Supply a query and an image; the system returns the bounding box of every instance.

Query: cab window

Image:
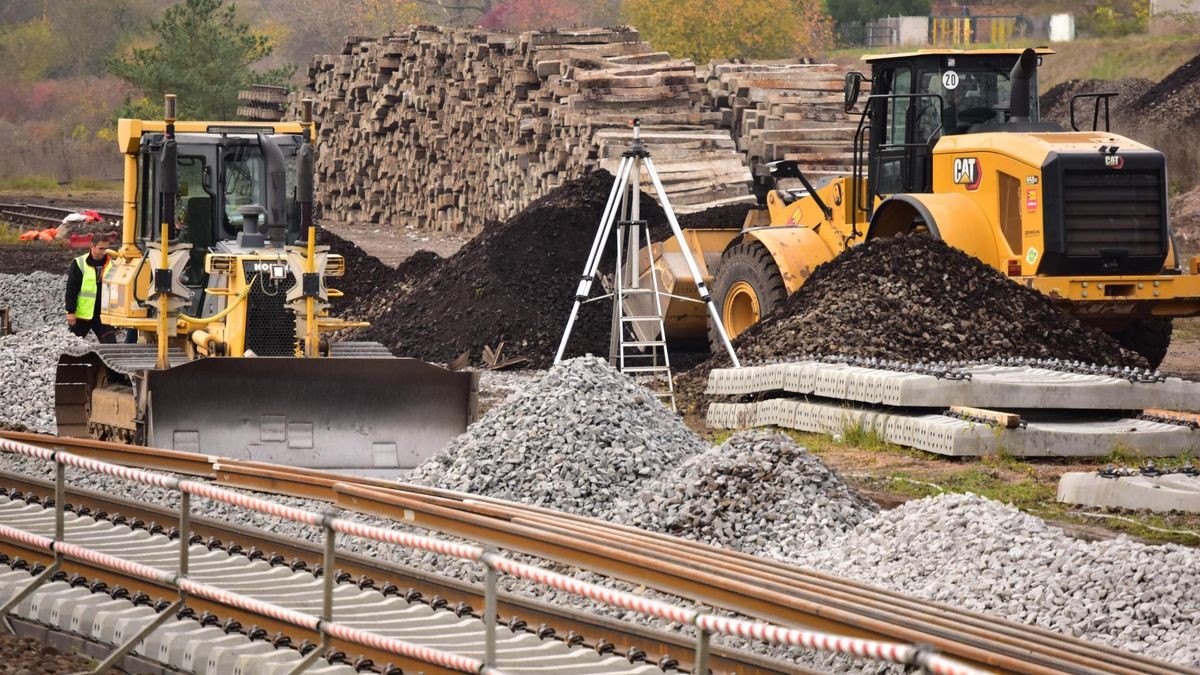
[223,145,264,234]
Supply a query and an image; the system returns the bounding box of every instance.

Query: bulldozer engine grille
[1041,152,1168,276]
[1062,170,1164,257]
[243,261,296,356]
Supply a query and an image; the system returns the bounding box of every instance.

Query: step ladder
[555,119,741,412]
[610,220,675,408]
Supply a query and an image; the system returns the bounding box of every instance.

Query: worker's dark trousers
[69,317,118,344]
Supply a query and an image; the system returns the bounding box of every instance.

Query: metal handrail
[0,436,991,675]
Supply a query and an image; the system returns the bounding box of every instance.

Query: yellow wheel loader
[55,96,476,475]
[646,48,1200,367]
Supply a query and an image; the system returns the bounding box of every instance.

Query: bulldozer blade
[145,358,478,476]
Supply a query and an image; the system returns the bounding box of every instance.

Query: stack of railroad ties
[705,356,1200,457]
[0,430,1188,675]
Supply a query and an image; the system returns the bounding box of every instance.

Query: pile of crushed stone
[408,356,707,519]
[623,431,877,559]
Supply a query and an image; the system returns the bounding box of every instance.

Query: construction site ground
[4,184,1200,551]
[329,218,1200,550]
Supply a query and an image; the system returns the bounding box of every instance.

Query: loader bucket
[145,357,478,476]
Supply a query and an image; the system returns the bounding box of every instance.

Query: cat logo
[1104,154,1125,169]
[953,157,981,191]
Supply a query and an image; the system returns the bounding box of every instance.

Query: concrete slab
[1058,472,1200,513]
[707,399,1200,457]
[706,361,1200,410]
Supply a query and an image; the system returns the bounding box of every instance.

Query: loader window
[223,146,264,233]
[873,66,913,196]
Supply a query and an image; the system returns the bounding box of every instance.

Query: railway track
[0,202,121,230]
[0,430,1193,675]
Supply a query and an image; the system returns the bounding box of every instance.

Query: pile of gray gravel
[0,272,67,329]
[0,323,87,433]
[624,431,877,560]
[797,492,1200,665]
[0,273,89,432]
[409,356,708,519]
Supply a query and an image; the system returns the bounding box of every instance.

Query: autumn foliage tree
[622,0,833,63]
[477,0,590,30]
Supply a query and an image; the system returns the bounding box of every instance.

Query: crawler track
[0,430,1194,675]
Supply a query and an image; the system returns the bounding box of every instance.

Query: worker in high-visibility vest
[64,234,117,343]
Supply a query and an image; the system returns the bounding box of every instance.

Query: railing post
[54,455,65,551]
[694,624,710,675]
[482,548,499,670]
[288,511,337,675]
[178,490,190,577]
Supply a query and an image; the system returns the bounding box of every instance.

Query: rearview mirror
[844,72,865,113]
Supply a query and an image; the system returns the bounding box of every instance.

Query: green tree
[109,0,292,120]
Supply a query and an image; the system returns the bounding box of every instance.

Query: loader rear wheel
[1112,318,1173,369]
[709,241,787,351]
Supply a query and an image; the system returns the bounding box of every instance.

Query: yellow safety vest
[74,254,110,320]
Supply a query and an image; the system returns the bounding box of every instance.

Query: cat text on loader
[644,48,1200,367]
[54,96,477,476]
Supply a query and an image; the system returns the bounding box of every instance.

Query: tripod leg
[642,157,742,368]
[554,156,636,364]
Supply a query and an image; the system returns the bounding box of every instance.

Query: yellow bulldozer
[55,96,476,475]
[646,48,1200,367]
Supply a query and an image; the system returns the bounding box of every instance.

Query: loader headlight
[326,254,345,277]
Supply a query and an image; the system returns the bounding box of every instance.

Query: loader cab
[135,131,307,289]
[850,49,1051,213]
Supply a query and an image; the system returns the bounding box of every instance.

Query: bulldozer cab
[134,130,307,292]
[847,49,1052,213]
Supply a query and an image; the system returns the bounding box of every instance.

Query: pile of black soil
[677,235,1145,410]
[675,202,754,231]
[351,170,668,368]
[0,243,78,275]
[1134,52,1200,123]
[318,227,445,321]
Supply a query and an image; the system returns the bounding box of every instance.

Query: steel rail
[0,436,990,675]
[3,432,1191,675]
[213,460,1188,675]
[0,468,796,675]
[399,489,1181,675]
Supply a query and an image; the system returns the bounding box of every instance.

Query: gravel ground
[0,635,92,674]
[624,431,877,559]
[409,356,708,520]
[0,273,87,433]
[1,271,1199,669]
[794,493,1200,666]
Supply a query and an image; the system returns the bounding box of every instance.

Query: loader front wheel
[709,241,787,351]
[1112,318,1173,369]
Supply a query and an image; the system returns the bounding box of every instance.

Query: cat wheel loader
[54,96,476,475]
[644,48,1200,367]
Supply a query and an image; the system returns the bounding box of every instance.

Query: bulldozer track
[0,430,1192,675]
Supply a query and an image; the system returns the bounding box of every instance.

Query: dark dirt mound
[1134,52,1200,123]
[675,203,754,231]
[1039,78,1152,129]
[0,243,78,275]
[677,235,1145,410]
[351,170,668,367]
[318,226,445,319]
